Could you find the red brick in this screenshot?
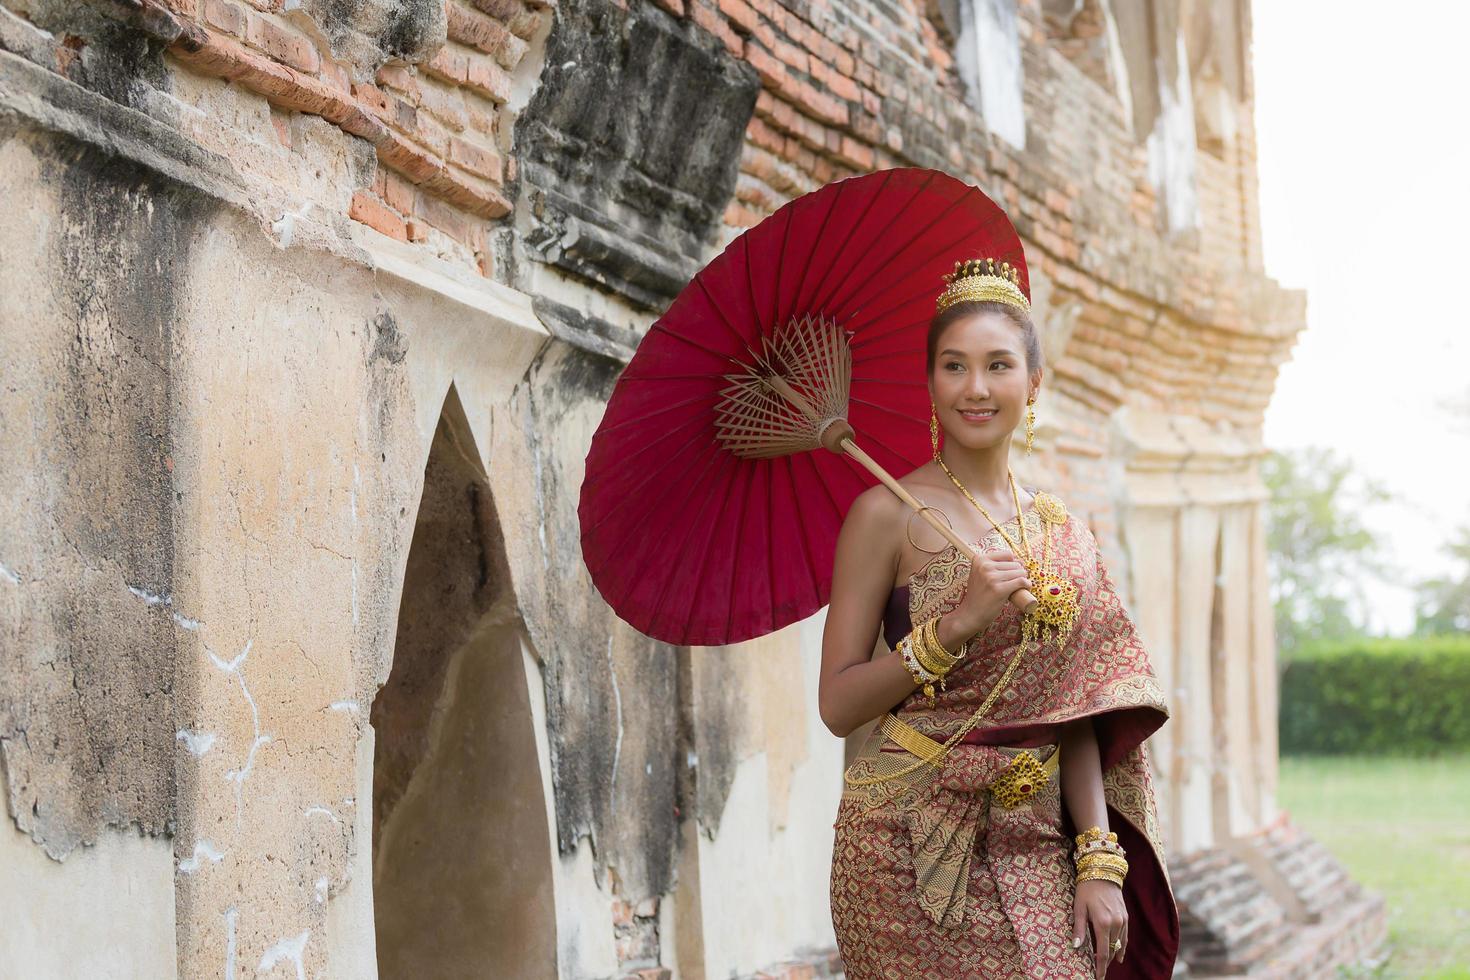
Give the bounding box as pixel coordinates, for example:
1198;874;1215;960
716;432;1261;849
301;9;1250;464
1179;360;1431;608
269;109;291;146
836;134;874;170
202;0;245;36
349;191;407;241
447;2;529;70
449;135;503;181
376;63;420;97
417;78;469;131
415;112;452;158
244;12;319;73
405;218;430;243
353;81;392;118
319;59;351;94
465;52;512;103
818;61;860;102
383;170;418;214
717;0;758;34
422;167;513;219
770;35;807;72
506;8;544;37
377;130;443;183
424;45;470;86
745;42;786;87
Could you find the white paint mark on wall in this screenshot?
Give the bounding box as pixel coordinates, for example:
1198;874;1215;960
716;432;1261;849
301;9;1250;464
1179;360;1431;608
0;560;20;584
314;876;329;904
127;583;201;630
175;729;217;757
258;930;310;980
178;839;225;874
606;636;624;800
208;640;272;824
224;906;238;980
303;805;340;825
1146;33;1201;233
328;700;360;715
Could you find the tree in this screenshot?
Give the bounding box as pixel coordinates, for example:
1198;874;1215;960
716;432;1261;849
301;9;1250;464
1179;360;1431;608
1261;447;1391;655
1413;528;1470;635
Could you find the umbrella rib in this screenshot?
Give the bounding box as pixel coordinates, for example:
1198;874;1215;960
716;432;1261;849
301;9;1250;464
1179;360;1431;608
796;171;894;316
583;410;711;490
591;437;726;587
781;453;822;614
850;394;934;427
590;391;711;439
692;270;759;355
848;227;1022;345
643;448;742;640
621;445;730;638
719;458;758;643
769;205;791;331
806;169;932;316
795;446;845;538
846;223;1004;343
839;191;987;316
648;320;749;366
581;426;717;549
848;423;923;477
783;181;846;325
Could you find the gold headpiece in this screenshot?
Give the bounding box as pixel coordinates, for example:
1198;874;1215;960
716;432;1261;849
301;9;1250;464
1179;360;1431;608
935;258;1030;314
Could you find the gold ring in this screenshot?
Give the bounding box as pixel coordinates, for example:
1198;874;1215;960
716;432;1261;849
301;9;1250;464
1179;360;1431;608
1109;939;1122;952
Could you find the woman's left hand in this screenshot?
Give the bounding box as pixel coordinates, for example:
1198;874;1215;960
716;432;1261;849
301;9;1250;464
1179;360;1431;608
1072;878;1127;978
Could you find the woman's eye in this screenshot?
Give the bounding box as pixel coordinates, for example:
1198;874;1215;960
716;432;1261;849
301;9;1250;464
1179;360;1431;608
990;361;1009;370
945;361;963;371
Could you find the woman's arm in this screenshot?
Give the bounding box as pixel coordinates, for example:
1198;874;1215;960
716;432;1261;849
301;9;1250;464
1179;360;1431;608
1060;715;1108;834
1060;716;1129;976
816;488;977;737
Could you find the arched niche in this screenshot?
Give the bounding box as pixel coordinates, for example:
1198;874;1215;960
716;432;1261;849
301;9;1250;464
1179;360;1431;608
371;384;556;979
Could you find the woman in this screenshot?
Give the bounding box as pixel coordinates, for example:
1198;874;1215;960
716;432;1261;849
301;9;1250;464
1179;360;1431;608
819;257;1179;979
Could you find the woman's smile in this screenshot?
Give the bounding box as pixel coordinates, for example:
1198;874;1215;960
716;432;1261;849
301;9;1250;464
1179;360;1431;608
956;408;999;424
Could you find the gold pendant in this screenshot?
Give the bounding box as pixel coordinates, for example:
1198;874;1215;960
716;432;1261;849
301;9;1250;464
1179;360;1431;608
989;751;1047;807
1033;491;1068;525
1026;566;1080;648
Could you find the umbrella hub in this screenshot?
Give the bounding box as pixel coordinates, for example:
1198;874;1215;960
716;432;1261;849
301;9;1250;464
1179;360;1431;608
714;313;854;459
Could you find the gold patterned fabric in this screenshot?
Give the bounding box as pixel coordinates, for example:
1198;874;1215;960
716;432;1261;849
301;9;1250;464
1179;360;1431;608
830;498;1179;979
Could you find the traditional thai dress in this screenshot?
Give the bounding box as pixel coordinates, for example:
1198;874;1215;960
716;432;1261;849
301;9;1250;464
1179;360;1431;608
831;491;1180;979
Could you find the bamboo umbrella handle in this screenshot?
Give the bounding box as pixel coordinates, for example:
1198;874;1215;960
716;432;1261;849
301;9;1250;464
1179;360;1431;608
829;429;1038;614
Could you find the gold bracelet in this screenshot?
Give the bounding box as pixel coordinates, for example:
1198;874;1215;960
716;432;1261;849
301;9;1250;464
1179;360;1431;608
1076;853;1130;873
1075;826;1118;848
897;633;941;698
1076;867;1126;887
913;617;962;676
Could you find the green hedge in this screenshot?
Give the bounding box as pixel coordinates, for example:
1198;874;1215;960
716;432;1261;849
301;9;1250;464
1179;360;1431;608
1278;635;1470;755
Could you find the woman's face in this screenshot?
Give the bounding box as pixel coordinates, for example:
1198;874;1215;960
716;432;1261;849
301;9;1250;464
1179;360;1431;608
929;311;1037;453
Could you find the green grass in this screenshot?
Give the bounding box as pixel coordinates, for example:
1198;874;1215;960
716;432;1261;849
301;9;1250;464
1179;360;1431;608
1278;753;1470;978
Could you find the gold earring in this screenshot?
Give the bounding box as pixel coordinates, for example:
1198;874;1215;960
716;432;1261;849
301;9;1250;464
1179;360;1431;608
930;403;941;462
1024;396;1036;456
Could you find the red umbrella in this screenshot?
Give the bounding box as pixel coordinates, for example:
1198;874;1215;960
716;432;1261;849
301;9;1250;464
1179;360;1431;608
578;167;1033;646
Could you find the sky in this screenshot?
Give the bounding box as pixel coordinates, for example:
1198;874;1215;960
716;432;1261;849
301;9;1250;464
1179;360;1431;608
1252;0;1470;635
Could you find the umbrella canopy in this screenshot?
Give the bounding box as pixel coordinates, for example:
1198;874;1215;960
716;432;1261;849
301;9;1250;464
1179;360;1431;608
578;167;1029;646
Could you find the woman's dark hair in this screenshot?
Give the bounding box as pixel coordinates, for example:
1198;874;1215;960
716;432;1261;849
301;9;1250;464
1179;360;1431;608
925;300;1043;378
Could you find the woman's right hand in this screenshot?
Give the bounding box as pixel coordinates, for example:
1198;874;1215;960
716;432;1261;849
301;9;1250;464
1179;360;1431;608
949;548;1031;635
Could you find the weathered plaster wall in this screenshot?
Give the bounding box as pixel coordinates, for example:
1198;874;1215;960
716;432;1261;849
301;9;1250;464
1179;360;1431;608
1;0;1322;974
0;779;178;978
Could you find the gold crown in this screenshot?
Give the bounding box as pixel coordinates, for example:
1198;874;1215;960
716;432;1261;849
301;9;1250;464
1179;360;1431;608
936;258;1031;314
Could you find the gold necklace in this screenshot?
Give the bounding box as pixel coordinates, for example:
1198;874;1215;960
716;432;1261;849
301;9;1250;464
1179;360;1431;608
935;460;1032;563
935;458;1080;649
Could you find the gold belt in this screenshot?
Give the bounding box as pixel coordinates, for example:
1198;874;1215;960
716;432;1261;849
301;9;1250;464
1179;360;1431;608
879;713;1060;807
